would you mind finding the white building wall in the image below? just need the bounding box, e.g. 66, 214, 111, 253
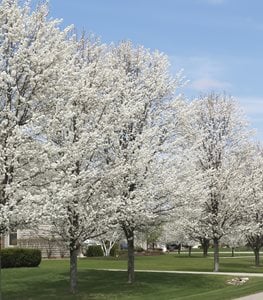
2, 226, 70, 258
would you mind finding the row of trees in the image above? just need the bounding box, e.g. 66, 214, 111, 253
165, 95, 263, 271
1, 0, 262, 294
0, 0, 180, 293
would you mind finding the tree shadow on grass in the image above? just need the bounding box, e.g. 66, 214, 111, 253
2, 269, 232, 300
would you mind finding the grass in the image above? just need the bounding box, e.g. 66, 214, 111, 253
1, 254, 263, 299
77, 252, 263, 273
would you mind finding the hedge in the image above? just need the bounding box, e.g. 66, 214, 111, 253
85, 245, 104, 257
0, 248, 42, 268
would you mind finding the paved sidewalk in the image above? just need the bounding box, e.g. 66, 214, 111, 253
95, 268, 263, 277
234, 292, 263, 300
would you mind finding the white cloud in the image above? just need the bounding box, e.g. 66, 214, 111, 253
169, 55, 225, 79
169, 55, 231, 92
169, 54, 263, 140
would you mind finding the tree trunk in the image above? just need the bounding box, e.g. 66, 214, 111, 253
178, 244, 181, 254
200, 237, 209, 257
213, 238, 219, 272
0, 252, 2, 300
0, 247, 1, 300
188, 246, 192, 257
70, 248, 78, 294
231, 247, 235, 257
254, 248, 260, 267
203, 245, 208, 257
247, 235, 262, 267
106, 248, 110, 257
127, 232, 135, 284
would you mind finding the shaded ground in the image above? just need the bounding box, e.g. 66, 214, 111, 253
1, 255, 263, 299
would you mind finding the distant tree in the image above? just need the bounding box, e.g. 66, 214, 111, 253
222, 231, 246, 257
177, 94, 251, 271
179, 217, 211, 257
240, 143, 263, 266
100, 228, 122, 257
142, 224, 163, 250
163, 219, 197, 256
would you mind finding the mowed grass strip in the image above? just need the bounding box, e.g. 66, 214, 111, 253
77, 253, 263, 273
1, 256, 263, 299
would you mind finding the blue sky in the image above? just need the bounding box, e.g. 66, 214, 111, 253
45, 0, 263, 139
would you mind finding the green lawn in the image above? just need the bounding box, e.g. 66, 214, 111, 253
77, 253, 263, 273
1, 255, 263, 299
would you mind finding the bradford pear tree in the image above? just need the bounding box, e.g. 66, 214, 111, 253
103, 41, 182, 283
173, 166, 211, 256
169, 208, 211, 256
100, 227, 122, 257
42, 37, 117, 293
222, 231, 246, 257
142, 224, 163, 250
178, 94, 251, 272
240, 143, 263, 266
175, 200, 211, 257
162, 141, 211, 257
0, 0, 74, 235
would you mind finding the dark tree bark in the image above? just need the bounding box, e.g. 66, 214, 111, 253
0, 237, 2, 300
188, 246, 192, 257
213, 238, 219, 272
254, 248, 260, 267
127, 231, 135, 283
0, 254, 2, 300
123, 226, 135, 284
199, 237, 209, 257
177, 244, 181, 254
203, 244, 208, 257
247, 235, 263, 267
231, 247, 235, 257
69, 247, 79, 294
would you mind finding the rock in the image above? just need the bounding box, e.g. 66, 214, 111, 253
226, 277, 249, 286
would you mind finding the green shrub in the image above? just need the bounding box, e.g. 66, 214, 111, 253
110, 243, 119, 257
135, 246, 144, 252
0, 248, 41, 268
85, 245, 103, 257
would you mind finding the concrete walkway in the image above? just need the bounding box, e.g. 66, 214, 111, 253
95, 268, 263, 277
234, 292, 263, 300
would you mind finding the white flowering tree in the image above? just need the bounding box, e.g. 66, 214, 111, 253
240, 143, 263, 266
42, 37, 118, 293
102, 41, 181, 283
100, 227, 122, 257
176, 201, 211, 256
177, 94, 251, 271
222, 231, 246, 257
170, 210, 211, 256
0, 0, 73, 235
163, 220, 197, 256
161, 140, 212, 257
